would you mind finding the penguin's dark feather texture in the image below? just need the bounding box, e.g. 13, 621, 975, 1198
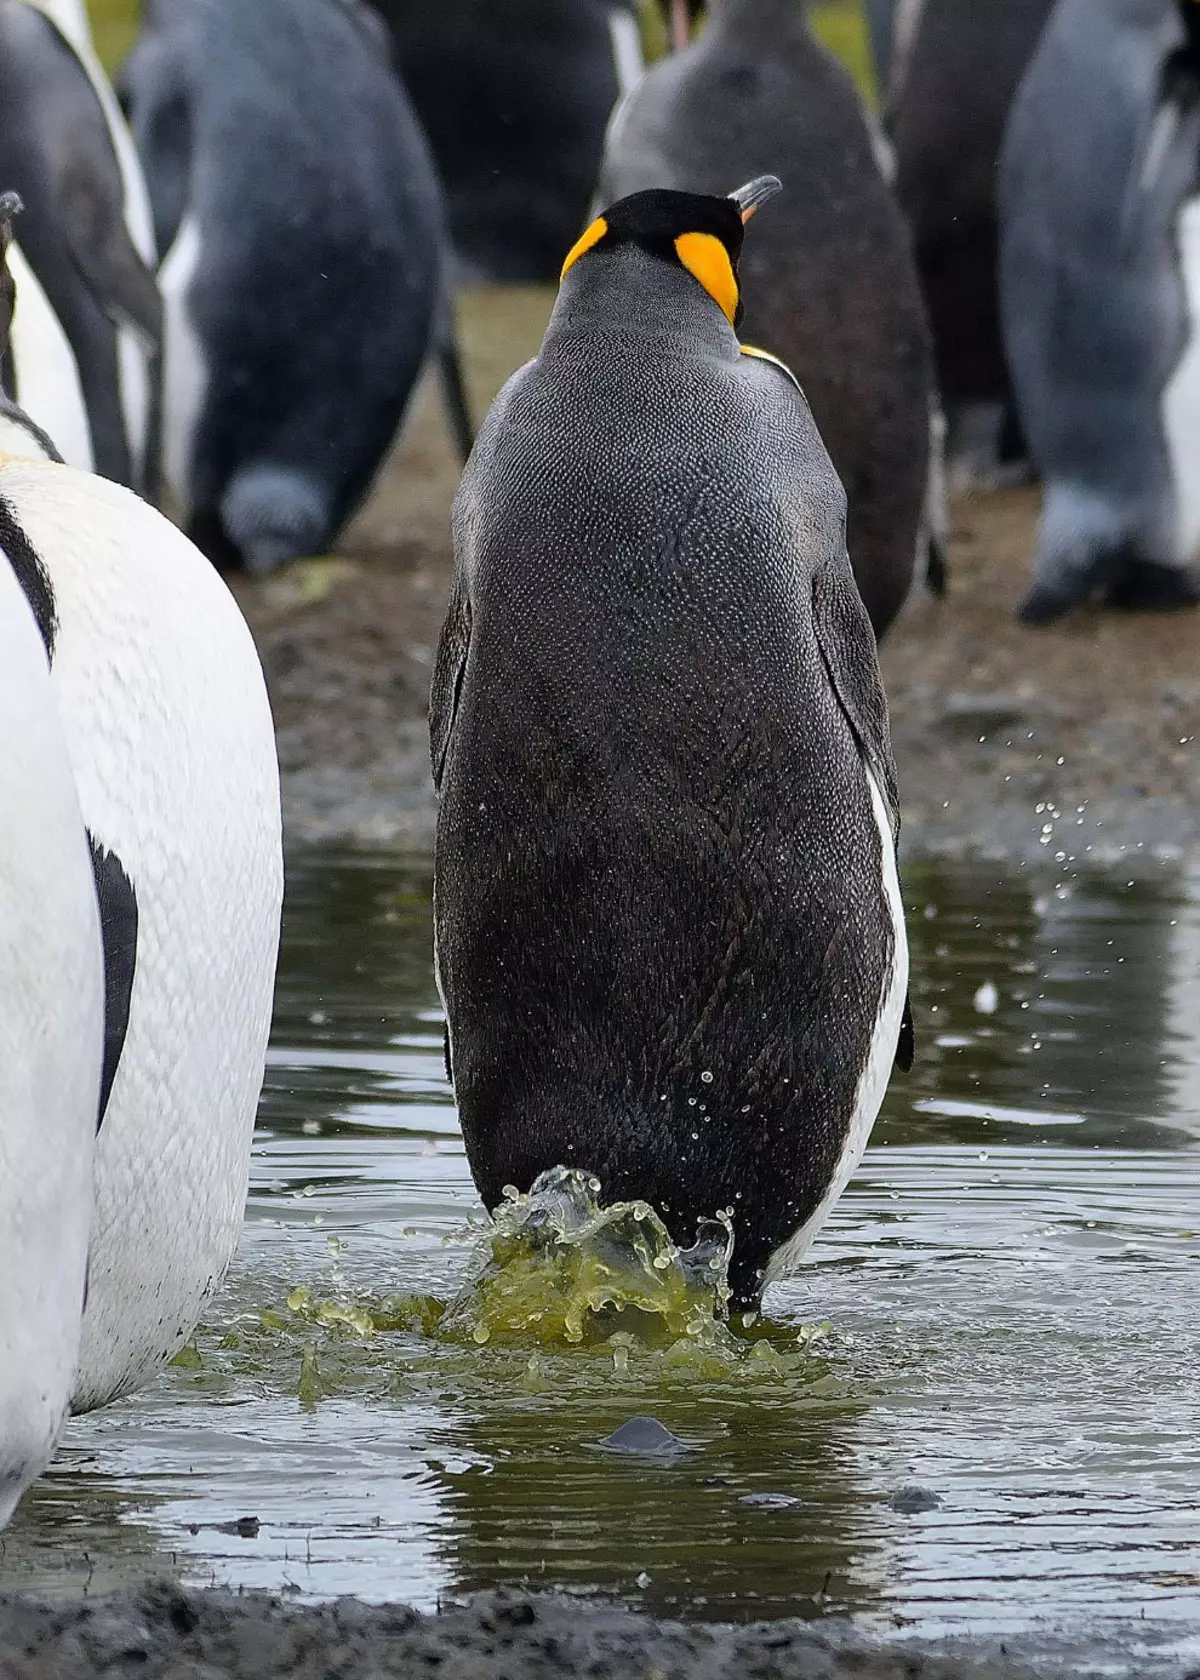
597, 0, 932, 639
432, 241, 904, 1309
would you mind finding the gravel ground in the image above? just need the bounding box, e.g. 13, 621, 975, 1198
4, 1580, 1198, 1680
230, 287, 1200, 868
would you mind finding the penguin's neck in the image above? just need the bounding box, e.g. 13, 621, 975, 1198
546, 250, 740, 363
706, 0, 812, 48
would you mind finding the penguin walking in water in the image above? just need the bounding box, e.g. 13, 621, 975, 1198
0, 0, 162, 492
999, 0, 1200, 619
431, 180, 913, 1312
0, 550, 103, 1528
884, 0, 1055, 479
0, 206, 283, 1411
597, 0, 937, 640
368, 0, 644, 283
119, 0, 462, 574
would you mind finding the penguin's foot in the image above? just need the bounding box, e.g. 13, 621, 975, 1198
1016, 582, 1082, 624
1107, 560, 1200, 612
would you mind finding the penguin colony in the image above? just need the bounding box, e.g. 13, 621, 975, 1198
3, 0, 1199, 1523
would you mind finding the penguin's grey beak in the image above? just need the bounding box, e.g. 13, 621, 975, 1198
728, 175, 783, 223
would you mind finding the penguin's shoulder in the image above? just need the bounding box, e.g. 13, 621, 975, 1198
735, 342, 817, 429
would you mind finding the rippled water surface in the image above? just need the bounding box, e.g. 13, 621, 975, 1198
4, 850, 1198, 1648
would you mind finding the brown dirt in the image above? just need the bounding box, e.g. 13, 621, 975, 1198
232, 287, 1200, 866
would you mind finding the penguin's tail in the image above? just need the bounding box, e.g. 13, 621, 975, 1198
220, 464, 331, 575
438, 338, 475, 465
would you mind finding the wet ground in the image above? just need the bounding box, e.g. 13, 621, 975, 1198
2, 851, 1197, 1676
228, 286, 1200, 865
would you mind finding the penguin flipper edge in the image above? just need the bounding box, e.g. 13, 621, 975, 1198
430, 573, 471, 789
811, 553, 901, 835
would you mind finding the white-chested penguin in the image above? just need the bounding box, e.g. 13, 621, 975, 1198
0, 210, 283, 1410
884, 0, 1055, 478
119, 0, 461, 574
370, 0, 644, 282
597, 0, 937, 639
0, 547, 103, 1527
0, 0, 161, 493
1000, 0, 1200, 619
431, 180, 913, 1311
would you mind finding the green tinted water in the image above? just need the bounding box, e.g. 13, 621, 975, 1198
3, 850, 1198, 1650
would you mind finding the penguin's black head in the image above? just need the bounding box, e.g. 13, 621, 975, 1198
559, 176, 782, 332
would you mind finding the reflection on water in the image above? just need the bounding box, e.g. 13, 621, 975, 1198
2, 851, 1198, 1646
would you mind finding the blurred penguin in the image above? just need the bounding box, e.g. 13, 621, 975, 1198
0, 0, 161, 491
886, 0, 1055, 481
121, 0, 457, 573
370, 0, 644, 282
999, 0, 1200, 619
598, 0, 937, 638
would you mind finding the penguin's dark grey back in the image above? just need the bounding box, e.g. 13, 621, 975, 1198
122, 0, 448, 541
889, 0, 1056, 416
597, 0, 932, 637
0, 0, 160, 484
370, 0, 639, 281
433, 250, 902, 1305
999, 0, 1192, 534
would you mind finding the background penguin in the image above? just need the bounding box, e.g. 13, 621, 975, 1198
999, 0, 1200, 619
884, 0, 1055, 479
0, 209, 283, 1410
597, 0, 936, 640
119, 0, 458, 573
368, 0, 644, 282
0, 549, 103, 1528
431, 180, 912, 1312
0, 0, 161, 491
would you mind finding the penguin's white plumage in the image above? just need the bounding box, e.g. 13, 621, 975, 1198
5, 242, 93, 472
1162, 194, 1200, 559
0, 455, 283, 1411
0, 550, 103, 1526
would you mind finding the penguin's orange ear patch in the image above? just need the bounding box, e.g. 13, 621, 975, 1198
674, 231, 739, 325
560, 217, 609, 281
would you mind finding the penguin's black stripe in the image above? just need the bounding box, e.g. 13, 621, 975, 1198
895, 992, 914, 1073
0, 490, 57, 658
88, 835, 138, 1131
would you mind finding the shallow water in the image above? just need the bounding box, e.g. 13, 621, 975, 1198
3, 849, 1199, 1651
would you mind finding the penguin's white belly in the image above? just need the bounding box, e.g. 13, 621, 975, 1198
1162, 196, 1200, 564
0, 558, 103, 1526
764, 768, 909, 1285
159, 215, 207, 516
0, 459, 282, 1412
7, 243, 93, 471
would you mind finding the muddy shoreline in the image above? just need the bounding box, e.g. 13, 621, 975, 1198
231, 288, 1200, 871
2, 1580, 1195, 1680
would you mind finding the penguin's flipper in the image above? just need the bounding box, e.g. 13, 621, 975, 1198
87, 835, 139, 1130
430, 570, 472, 789
895, 992, 914, 1073
59, 158, 164, 349
811, 550, 902, 839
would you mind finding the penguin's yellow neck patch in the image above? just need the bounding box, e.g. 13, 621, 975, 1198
560, 217, 608, 281
674, 231, 739, 325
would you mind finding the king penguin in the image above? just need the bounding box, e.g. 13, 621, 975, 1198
0, 548, 103, 1528
884, 0, 1055, 478
0, 206, 283, 1411
597, 0, 936, 639
119, 0, 458, 573
0, 0, 161, 492
999, 0, 1200, 618
431, 180, 913, 1311
371, 0, 644, 282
